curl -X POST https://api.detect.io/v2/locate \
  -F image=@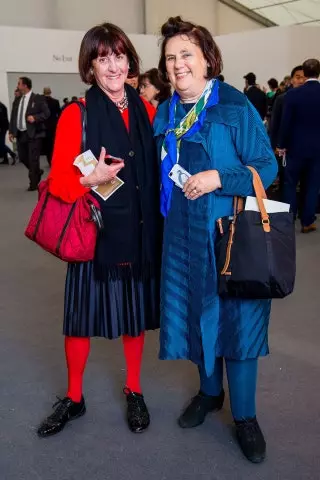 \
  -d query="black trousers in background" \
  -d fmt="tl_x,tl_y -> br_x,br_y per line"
43,131 -> 55,166
17,131 -> 42,188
